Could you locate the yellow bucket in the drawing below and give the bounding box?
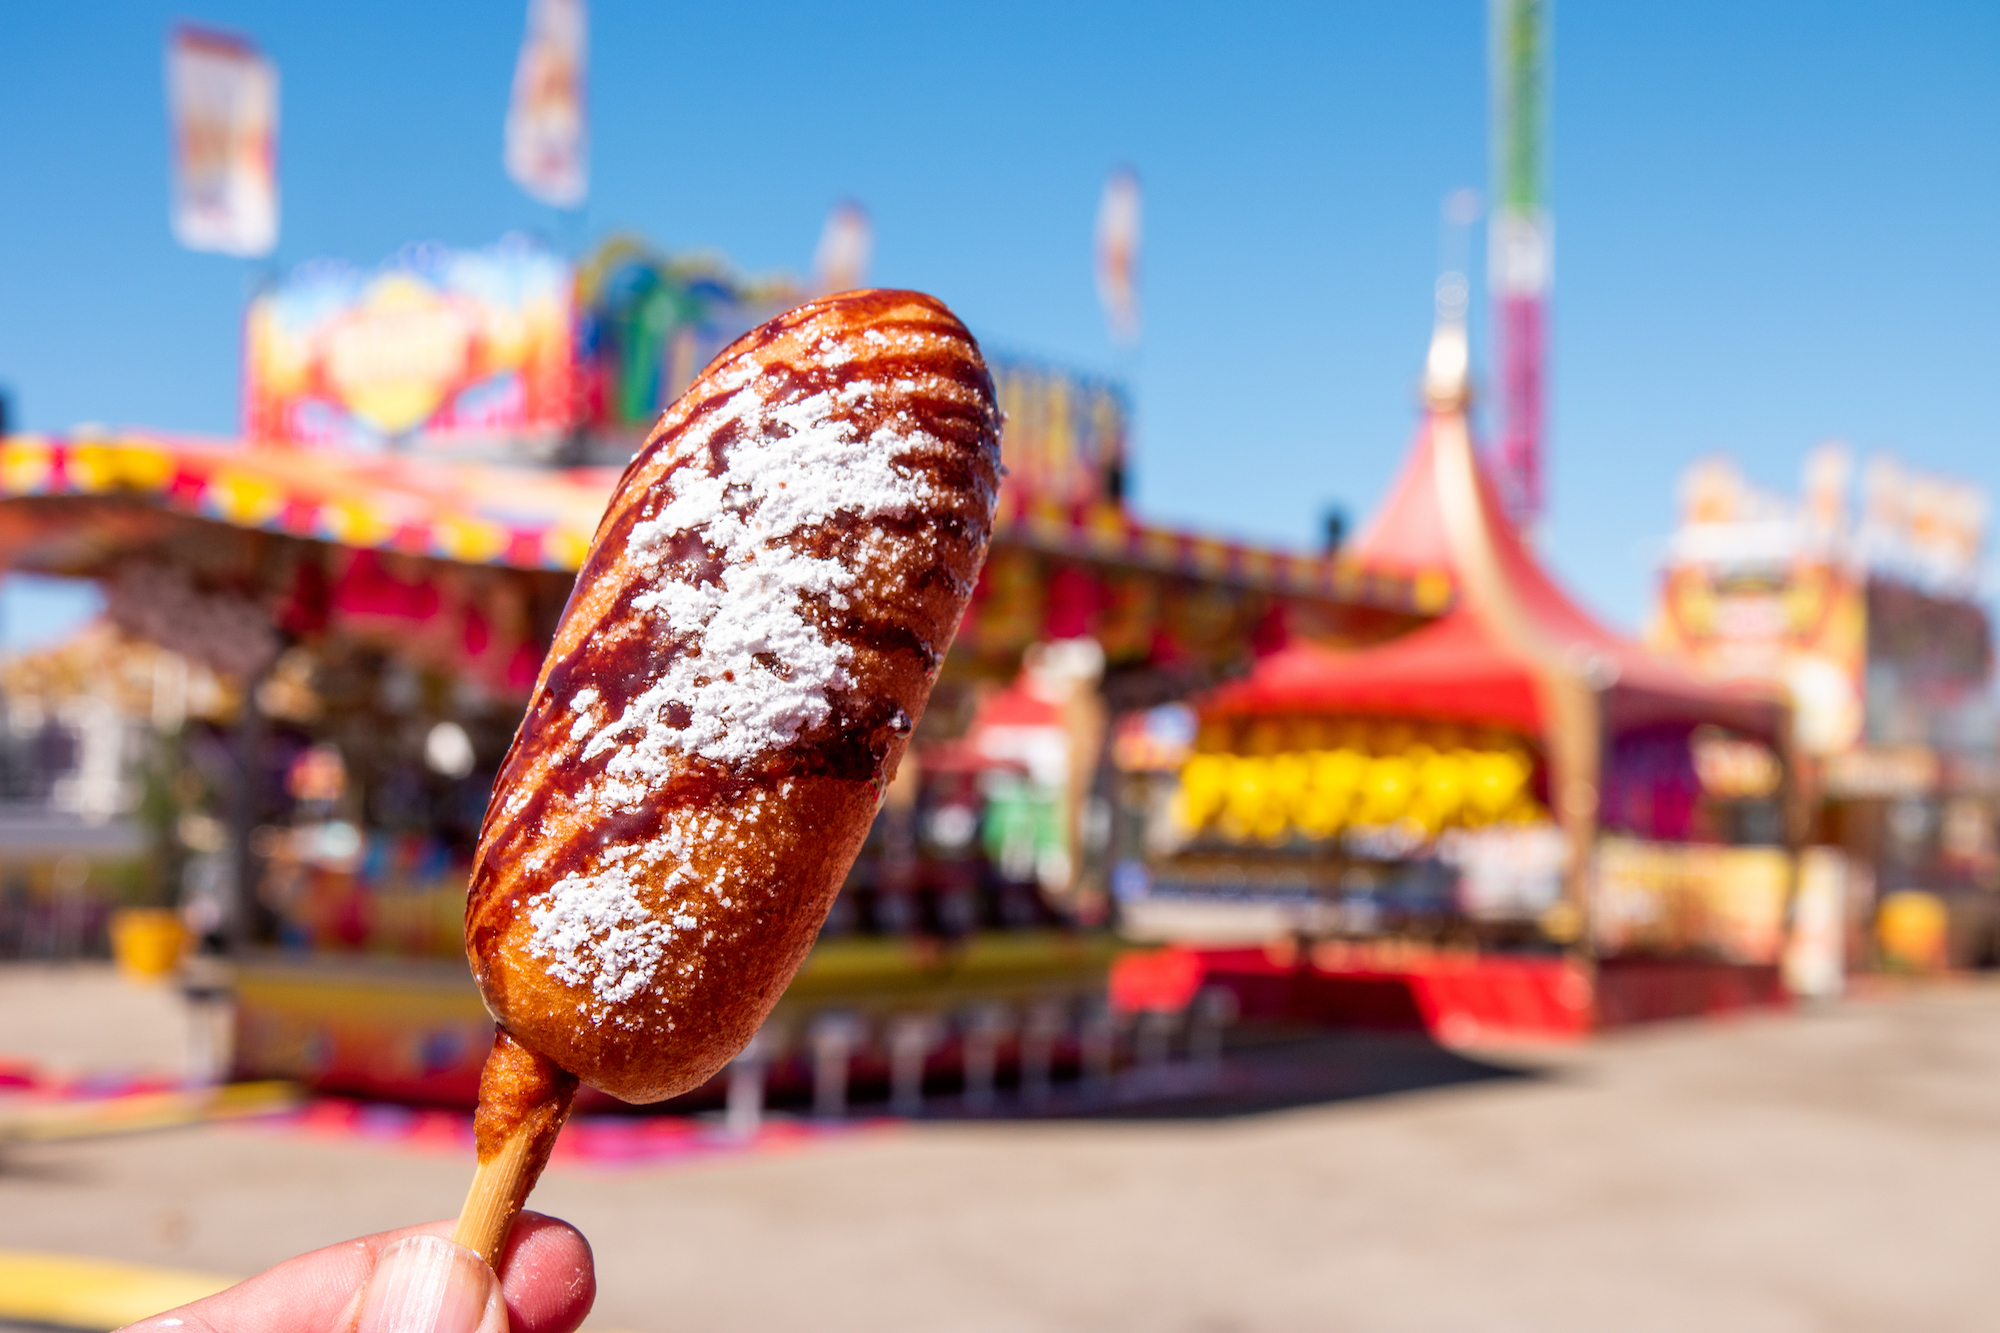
[109,908,187,981]
[1877,891,1949,973]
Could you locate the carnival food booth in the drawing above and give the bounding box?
[1114,317,1796,1040]
[1652,448,1999,977]
[0,235,1439,1107]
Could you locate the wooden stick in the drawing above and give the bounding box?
[452,1028,579,1268]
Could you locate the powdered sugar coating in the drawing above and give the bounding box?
[580,375,937,776]
[525,793,774,1023]
[521,349,962,1006]
[528,825,690,1008]
[465,292,1002,1097]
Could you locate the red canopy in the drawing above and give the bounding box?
[1208,610,1542,732]
[1211,413,1785,742]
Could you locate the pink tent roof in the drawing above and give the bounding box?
[1206,609,1542,732]
[1212,417,1785,741]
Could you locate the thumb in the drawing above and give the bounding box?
[347,1235,507,1333]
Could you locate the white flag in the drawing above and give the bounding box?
[165,27,279,257]
[505,0,588,209]
[813,202,872,295]
[1094,169,1141,345]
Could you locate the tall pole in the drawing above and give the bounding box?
[226,664,270,954]
[1490,0,1552,528]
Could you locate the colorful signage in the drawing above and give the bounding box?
[574,239,801,431]
[1592,837,1792,965]
[1653,444,1991,757]
[1653,447,1868,754]
[243,238,575,451]
[991,360,1129,513]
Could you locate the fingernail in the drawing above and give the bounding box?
[355,1235,494,1333]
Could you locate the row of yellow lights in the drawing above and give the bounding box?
[0,436,595,569]
[1178,747,1544,843]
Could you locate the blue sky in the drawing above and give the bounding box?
[1,1,1996,650]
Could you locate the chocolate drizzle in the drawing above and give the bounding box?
[464,290,1001,1065]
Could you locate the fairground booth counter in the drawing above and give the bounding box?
[1652,447,1998,976]
[1109,312,1799,1042]
[0,235,1438,1108]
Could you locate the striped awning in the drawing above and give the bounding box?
[0,432,1450,616]
[0,433,614,571]
[993,502,1450,615]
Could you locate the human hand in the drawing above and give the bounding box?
[116,1212,594,1333]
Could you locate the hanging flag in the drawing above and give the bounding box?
[813,201,872,294]
[1095,168,1142,346]
[1490,0,1551,524]
[505,0,588,209]
[165,26,279,257]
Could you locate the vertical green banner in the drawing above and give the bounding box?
[1490,0,1551,522]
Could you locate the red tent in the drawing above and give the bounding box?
[1207,610,1543,733]
[1177,318,1794,1026]
[1208,401,1783,743]
[1197,313,1789,936]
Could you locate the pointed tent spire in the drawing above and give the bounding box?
[1423,270,1472,413]
[1214,291,1788,957]
[1366,292,1602,948]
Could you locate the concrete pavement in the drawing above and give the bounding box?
[3,965,1999,1331]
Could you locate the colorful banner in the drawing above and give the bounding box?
[1094,169,1142,346]
[991,360,1128,512]
[1489,0,1550,522]
[243,238,575,451]
[505,0,588,208]
[165,26,279,258]
[813,202,873,295]
[1489,0,1549,272]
